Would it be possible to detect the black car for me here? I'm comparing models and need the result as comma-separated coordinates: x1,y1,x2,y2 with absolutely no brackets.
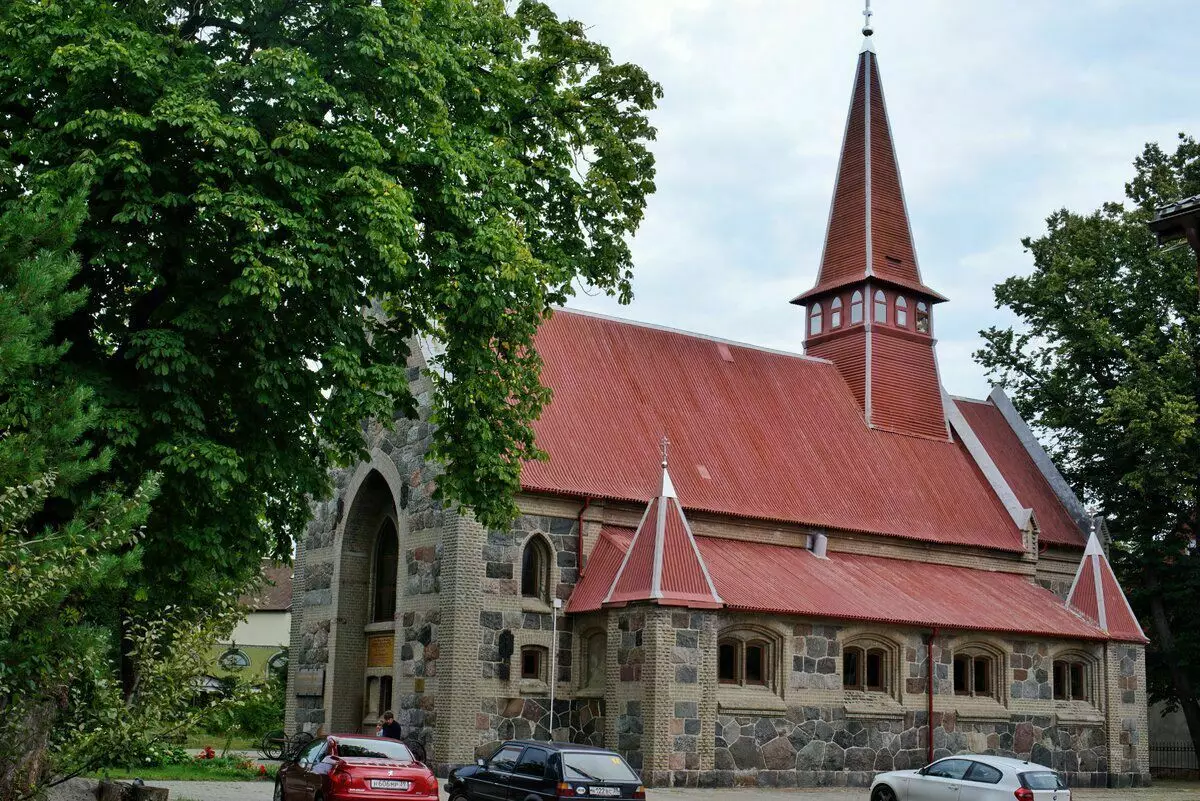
445,741,644,801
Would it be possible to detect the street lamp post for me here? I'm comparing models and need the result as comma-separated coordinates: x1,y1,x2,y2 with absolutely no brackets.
548,597,563,742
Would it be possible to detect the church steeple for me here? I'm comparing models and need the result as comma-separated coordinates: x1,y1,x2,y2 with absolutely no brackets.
792,8,949,441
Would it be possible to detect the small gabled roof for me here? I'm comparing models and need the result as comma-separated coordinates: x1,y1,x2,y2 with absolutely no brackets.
1066,532,1147,642
238,561,293,612
601,454,722,610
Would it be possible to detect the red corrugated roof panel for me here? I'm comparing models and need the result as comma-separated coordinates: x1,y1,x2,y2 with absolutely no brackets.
570,529,1107,641
955,398,1086,547
566,528,630,614
603,468,722,609
523,309,1025,552
1067,534,1147,642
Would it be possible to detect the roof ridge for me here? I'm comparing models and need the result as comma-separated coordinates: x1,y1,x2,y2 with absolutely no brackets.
554,306,832,365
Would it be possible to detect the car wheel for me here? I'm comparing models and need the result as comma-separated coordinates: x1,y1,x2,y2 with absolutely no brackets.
871,785,897,801
450,793,470,801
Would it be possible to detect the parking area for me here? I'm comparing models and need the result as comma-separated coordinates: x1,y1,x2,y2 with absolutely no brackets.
151,779,1200,801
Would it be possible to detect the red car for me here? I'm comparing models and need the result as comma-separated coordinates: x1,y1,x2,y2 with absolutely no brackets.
274,734,438,801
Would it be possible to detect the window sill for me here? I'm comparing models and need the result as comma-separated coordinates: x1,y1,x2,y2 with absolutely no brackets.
1054,702,1104,726
518,678,549,695
575,686,605,699
364,621,396,634
954,699,1011,723
843,690,905,720
717,686,786,715
521,598,552,614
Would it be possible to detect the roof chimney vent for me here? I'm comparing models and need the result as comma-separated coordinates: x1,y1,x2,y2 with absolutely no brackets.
809,531,829,559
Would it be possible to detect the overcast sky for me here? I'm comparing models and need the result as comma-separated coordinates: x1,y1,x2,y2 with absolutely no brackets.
545,0,1200,398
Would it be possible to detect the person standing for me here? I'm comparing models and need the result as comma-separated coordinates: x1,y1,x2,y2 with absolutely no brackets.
379,711,404,740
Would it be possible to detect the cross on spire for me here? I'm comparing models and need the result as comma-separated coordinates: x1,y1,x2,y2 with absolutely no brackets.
862,0,873,37
660,435,670,468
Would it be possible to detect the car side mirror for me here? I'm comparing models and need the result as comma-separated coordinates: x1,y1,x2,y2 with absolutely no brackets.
477,758,486,767
917,767,928,776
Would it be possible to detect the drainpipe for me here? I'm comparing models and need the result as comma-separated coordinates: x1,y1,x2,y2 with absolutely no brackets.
927,628,938,765
576,497,591,578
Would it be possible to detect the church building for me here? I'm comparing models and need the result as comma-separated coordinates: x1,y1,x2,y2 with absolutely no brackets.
286,18,1151,790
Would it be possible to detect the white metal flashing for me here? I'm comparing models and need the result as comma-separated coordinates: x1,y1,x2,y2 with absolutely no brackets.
650,491,667,599
602,501,653,605
987,386,1092,536
863,51,874,279
677,499,724,604
661,464,677,499
1091,551,1108,631
943,388,1033,532
555,307,832,365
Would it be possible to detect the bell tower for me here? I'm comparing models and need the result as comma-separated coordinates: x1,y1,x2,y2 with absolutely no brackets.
792,4,949,440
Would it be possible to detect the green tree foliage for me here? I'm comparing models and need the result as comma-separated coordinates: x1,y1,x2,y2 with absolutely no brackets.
977,134,1200,759
0,0,660,614
0,187,248,800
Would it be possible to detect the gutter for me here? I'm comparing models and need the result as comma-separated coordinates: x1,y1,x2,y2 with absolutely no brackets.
576,497,592,579
927,627,938,765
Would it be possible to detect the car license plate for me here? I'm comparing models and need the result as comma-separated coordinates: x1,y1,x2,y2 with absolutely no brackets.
371,779,411,790
589,787,620,796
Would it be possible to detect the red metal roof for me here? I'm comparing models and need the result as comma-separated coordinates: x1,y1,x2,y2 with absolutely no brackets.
1067,535,1147,642
602,465,722,609
793,49,943,304
570,528,1110,641
954,398,1085,548
523,309,1025,552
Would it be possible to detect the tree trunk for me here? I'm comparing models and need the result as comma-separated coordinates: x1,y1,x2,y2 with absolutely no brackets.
1147,589,1200,764
0,698,57,801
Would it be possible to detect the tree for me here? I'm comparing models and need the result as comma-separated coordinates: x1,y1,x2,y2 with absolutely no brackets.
977,133,1200,761
0,0,660,619
0,186,246,800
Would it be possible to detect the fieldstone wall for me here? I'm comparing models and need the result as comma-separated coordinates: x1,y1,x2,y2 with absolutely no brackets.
613,609,646,770
790,624,840,690
475,698,605,758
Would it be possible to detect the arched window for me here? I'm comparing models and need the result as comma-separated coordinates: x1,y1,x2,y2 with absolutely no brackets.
809,302,823,336
372,519,399,623
219,649,250,671
916,301,930,333
267,651,289,675
895,296,908,328
873,290,887,323
842,637,898,694
520,536,552,601
830,297,843,328
1053,656,1092,702
953,648,999,698
582,631,606,689
850,291,864,324
717,627,780,691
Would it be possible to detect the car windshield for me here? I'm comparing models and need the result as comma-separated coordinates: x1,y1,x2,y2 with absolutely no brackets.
1021,771,1067,790
563,753,639,782
336,738,413,761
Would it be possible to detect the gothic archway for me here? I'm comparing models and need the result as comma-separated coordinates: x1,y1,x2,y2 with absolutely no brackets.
329,468,401,733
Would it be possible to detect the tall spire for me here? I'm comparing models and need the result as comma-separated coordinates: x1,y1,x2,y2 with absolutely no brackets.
603,443,722,609
791,15,950,441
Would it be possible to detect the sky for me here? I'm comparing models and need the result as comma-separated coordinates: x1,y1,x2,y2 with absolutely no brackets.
545,0,1200,398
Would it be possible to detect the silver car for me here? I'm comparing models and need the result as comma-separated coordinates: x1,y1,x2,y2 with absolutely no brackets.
870,754,1070,801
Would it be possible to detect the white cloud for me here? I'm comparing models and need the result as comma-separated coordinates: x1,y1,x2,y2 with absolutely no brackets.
550,0,1200,397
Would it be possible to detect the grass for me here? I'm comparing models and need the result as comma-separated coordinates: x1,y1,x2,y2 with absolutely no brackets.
180,732,258,751
88,760,277,783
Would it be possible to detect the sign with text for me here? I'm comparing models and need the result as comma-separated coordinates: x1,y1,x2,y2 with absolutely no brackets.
367,634,395,668
295,668,325,697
